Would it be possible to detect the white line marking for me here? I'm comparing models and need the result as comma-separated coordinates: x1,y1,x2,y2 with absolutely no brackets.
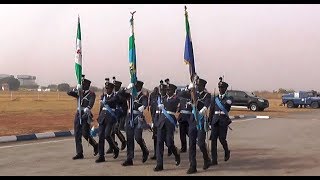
233,118,259,122
0,138,73,149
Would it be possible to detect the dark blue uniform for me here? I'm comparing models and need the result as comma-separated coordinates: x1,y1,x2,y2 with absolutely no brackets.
154,87,181,171
176,90,192,153
209,81,232,165
122,90,149,165
67,88,98,159
109,88,128,151
189,90,212,171
149,91,164,160
96,92,120,162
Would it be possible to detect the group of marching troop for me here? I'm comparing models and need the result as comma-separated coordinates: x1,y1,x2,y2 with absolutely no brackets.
67,74,233,174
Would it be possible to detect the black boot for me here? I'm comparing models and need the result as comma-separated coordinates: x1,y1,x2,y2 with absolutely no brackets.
180,147,187,153
122,159,133,166
168,149,172,157
225,150,230,161
72,154,84,160
153,165,163,172
113,148,119,159
121,140,127,151
142,150,149,163
203,159,212,170
95,156,105,163
212,160,218,166
187,167,197,174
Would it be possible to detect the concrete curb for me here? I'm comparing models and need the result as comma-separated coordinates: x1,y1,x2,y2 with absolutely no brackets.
0,130,74,143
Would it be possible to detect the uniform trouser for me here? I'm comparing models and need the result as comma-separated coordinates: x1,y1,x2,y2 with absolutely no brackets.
98,114,119,157
179,121,189,150
152,125,157,156
211,124,229,162
74,112,98,155
110,117,126,145
126,118,148,161
188,125,210,168
156,121,179,167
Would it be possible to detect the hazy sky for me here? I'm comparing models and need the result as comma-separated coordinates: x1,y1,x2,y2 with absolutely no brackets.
1,4,320,92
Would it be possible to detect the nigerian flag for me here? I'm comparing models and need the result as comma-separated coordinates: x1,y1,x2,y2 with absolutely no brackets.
75,16,82,85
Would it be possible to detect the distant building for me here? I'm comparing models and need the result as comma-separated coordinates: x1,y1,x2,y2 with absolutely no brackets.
17,75,37,86
0,74,13,79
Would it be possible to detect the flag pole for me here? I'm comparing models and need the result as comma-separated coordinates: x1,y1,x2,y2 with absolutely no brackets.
129,11,137,128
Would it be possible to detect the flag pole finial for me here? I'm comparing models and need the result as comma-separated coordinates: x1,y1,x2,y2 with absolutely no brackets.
130,11,136,18
184,5,187,11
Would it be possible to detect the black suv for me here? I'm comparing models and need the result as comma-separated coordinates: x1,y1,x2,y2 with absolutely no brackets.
226,90,269,111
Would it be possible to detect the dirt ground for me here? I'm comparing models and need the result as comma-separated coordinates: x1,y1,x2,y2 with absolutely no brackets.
0,91,314,136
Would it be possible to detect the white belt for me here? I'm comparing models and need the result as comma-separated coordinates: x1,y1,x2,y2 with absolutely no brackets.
215,111,225,115
180,110,192,114
102,107,116,111
133,110,142,114
165,111,176,115
156,110,175,115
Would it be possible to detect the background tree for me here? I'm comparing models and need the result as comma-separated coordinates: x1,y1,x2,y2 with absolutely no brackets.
57,83,71,92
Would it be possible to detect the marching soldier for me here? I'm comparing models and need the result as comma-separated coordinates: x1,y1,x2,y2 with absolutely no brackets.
122,80,149,166
150,81,169,160
67,75,98,160
176,85,192,153
95,78,120,163
186,77,212,174
153,83,181,172
209,77,232,166
149,86,159,160
106,77,127,154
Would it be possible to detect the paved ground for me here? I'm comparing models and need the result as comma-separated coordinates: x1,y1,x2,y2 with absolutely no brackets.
1,111,320,176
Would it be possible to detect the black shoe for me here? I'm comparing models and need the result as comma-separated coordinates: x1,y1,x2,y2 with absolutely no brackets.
95,156,105,163
167,150,172,157
203,159,212,170
175,152,181,166
187,167,197,174
113,148,119,159
106,148,113,154
142,150,149,163
225,150,230,161
122,159,133,166
153,165,164,172
212,160,218,166
121,141,127,151
150,155,157,160
72,154,84,160
93,144,98,156
180,148,187,153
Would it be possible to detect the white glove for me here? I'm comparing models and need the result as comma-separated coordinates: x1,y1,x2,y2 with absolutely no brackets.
188,82,195,90
76,84,82,91
138,105,145,112
127,83,134,90
84,107,90,114
158,104,164,109
199,107,207,115
226,99,232,105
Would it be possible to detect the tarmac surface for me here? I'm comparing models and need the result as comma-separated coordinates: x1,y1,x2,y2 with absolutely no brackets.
1,111,320,176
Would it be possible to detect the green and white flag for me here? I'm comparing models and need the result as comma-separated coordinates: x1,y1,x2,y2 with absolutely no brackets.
75,16,82,85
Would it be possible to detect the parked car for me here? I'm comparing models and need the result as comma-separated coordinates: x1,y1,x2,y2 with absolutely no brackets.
226,90,269,111
282,91,320,108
